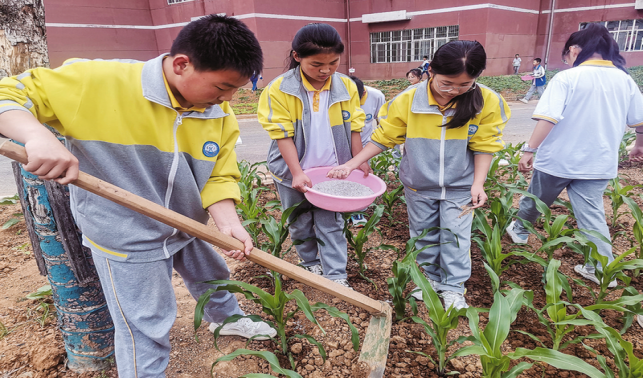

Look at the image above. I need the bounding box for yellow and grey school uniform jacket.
[371,79,510,199]
[0,55,241,262]
[258,68,365,186]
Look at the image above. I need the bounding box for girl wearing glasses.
[328,40,510,310]
[507,24,643,289]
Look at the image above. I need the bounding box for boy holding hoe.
[0,15,275,376]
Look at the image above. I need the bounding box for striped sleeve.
[532,75,567,124]
[257,80,295,140]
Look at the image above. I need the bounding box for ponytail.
[563,23,627,73]
[429,40,486,129]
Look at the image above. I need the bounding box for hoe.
[1,137,392,377]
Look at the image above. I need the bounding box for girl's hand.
[358,161,372,177]
[630,145,643,162]
[292,172,312,193]
[327,164,354,179]
[471,184,487,209]
[219,224,253,261]
[519,152,535,172]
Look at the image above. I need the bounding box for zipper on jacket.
[162,112,183,258]
[439,116,447,200]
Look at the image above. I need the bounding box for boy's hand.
[519,152,534,172]
[24,136,79,185]
[470,184,487,209]
[219,223,253,261]
[292,172,312,193]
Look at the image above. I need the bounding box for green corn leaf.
[545,259,564,322]
[194,288,217,331]
[310,302,360,351]
[451,345,489,358]
[2,218,20,229]
[510,348,607,378]
[287,290,324,334]
[291,334,327,361]
[484,291,512,358]
[213,349,302,378]
[501,361,534,378]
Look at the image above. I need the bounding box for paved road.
[0,101,537,198]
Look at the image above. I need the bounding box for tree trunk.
[3,1,116,372]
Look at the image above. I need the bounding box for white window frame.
[370,25,459,63]
[581,20,643,52]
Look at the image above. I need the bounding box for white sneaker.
[351,214,368,228]
[332,278,353,290]
[410,274,439,301]
[638,314,643,329]
[574,265,617,288]
[519,98,529,104]
[441,291,469,310]
[506,221,529,244]
[209,317,277,340]
[303,264,324,276]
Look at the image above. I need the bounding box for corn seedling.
[342,204,385,285]
[2,212,22,229]
[370,149,401,184]
[473,211,519,278]
[0,194,19,205]
[195,278,359,372]
[576,247,643,305]
[237,160,268,189]
[605,177,639,227]
[380,185,405,224]
[453,287,606,378]
[384,229,433,321]
[584,322,643,378]
[237,182,279,246]
[406,257,466,376]
[258,201,310,261]
[214,349,302,378]
[623,196,643,269]
[618,130,637,164]
[517,259,615,351]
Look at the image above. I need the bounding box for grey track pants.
[524,83,545,101]
[406,189,473,294]
[91,239,243,377]
[514,169,613,271]
[276,182,348,280]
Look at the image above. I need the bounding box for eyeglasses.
[435,80,477,93]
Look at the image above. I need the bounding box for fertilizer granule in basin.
[311,180,374,197]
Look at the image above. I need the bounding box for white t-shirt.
[532,60,643,179]
[300,89,338,170]
[360,86,386,147]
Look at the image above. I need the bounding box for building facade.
[43,0,643,83]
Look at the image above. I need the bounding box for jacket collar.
[279,68,351,105]
[410,79,455,116]
[141,54,229,119]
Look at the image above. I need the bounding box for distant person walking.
[250,71,262,93]
[520,58,546,103]
[512,54,522,74]
[421,55,431,80]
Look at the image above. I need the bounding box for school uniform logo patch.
[202,141,220,157]
[342,110,351,120]
[468,125,479,136]
[365,113,373,122]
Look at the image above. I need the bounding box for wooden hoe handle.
[0,138,387,315]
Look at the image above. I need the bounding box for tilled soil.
[0,162,642,377]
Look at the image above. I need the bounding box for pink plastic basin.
[303,166,387,212]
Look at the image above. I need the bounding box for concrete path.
[0,101,538,198]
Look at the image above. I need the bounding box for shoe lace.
[333,279,351,287]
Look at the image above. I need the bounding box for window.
[168,0,193,4]
[370,25,459,63]
[580,20,643,51]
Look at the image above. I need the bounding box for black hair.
[563,23,627,72]
[407,68,422,79]
[349,75,365,98]
[534,58,542,63]
[288,23,344,70]
[429,40,486,129]
[515,53,520,57]
[423,55,429,59]
[170,14,263,78]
